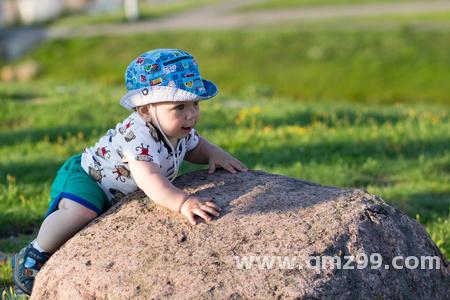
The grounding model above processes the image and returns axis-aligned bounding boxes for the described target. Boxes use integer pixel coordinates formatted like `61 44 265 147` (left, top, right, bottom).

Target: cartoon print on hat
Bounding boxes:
120 49 218 110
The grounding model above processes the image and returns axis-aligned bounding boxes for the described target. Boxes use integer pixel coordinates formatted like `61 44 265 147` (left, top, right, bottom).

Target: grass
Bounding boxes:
1 286 17 300
1 263 13 290
0 26 449 290
0 83 448 257
238 0 442 11
348 10 450 22
14 29 450 104
273 10 450 24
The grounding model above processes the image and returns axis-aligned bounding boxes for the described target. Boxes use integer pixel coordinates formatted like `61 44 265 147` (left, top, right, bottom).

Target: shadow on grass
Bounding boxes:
0 216 41 240
390 191 450 222
0 125 109 148
201 108 421 131
261 109 411 128
0 90 41 102
232 137 449 219
0 159 62 185
235 136 449 168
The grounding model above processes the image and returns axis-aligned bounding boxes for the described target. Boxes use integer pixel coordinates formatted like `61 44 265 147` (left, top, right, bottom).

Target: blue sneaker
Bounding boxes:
11 243 50 295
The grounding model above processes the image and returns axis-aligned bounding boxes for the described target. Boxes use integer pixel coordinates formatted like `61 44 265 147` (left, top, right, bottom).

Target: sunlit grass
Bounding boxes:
14 30 450 104
340 10 450 21
0 81 448 258
1 263 13 288
238 0 442 11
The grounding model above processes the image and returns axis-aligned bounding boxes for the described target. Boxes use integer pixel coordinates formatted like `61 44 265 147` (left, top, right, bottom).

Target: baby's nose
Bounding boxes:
187 107 198 120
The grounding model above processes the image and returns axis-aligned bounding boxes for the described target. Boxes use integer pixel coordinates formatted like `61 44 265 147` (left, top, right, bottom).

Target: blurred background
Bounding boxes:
0 0 449 289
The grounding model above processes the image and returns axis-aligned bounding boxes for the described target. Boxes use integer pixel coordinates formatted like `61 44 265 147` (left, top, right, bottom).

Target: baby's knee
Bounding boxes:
58 198 98 221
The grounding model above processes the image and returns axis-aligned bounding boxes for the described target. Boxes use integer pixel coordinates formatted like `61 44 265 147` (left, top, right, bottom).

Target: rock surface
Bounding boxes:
32 170 449 299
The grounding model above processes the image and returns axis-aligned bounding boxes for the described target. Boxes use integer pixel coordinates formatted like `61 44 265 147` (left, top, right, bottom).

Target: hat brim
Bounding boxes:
120 79 218 110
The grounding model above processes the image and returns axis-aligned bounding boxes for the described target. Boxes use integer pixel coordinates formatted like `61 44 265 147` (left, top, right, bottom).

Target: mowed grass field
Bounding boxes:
0 27 449 287
239 0 443 11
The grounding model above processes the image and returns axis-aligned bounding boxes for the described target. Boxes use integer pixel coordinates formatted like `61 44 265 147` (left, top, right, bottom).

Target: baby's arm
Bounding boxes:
128 160 221 225
186 136 248 174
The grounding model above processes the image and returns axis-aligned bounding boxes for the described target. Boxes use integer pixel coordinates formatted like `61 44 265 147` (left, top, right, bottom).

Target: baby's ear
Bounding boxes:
136 105 151 120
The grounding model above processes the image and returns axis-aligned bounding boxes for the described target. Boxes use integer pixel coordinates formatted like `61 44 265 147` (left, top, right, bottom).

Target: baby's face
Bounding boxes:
153 101 200 139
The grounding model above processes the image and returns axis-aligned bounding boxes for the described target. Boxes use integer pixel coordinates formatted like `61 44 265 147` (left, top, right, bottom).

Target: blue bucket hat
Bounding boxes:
120 48 218 110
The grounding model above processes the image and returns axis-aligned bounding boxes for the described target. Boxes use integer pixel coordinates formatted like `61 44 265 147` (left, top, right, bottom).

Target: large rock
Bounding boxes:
32 170 449 299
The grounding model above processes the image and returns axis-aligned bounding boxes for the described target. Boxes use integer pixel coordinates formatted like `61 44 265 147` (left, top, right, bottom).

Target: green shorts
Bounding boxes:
45 154 109 218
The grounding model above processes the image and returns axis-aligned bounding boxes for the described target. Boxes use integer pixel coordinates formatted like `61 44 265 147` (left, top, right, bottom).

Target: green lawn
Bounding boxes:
269 10 450 26
1 83 448 255
18 30 450 104
239 0 442 11
344 10 450 21
1 27 449 287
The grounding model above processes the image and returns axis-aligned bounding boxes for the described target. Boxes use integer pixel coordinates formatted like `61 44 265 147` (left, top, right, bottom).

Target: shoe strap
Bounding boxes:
23 268 38 278
25 245 50 264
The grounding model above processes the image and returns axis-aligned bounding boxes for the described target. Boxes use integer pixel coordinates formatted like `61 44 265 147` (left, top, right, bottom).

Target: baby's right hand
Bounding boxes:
180 195 221 225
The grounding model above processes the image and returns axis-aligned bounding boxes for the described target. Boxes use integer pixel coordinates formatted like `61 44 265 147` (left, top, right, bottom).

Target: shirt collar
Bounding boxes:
133 112 184 155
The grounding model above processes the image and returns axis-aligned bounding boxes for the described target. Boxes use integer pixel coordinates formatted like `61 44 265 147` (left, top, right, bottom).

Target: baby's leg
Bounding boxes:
36 198 98 254
12 199 97 295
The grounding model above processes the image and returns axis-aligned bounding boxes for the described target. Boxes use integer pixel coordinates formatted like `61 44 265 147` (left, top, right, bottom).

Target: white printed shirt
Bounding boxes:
81 112 199 204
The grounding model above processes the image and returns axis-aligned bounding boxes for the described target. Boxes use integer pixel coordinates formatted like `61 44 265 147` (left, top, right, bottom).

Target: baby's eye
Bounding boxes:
175 104 185 111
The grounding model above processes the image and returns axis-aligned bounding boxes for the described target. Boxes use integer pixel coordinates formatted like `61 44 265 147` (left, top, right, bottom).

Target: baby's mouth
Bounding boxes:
181 126 192 131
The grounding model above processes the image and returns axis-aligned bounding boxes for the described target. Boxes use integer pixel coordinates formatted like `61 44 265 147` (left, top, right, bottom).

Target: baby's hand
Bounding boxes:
180 195 221 225
208 148 248 174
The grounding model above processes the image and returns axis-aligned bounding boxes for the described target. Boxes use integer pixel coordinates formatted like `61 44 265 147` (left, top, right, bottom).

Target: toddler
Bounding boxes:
12 48 248 295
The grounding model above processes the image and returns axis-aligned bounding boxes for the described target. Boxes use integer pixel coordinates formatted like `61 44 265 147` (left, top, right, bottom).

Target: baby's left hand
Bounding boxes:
208 148 248 174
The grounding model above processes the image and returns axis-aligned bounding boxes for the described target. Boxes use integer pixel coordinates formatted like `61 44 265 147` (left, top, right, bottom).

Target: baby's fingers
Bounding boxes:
208 160 216 174
193 208 212 222
205 201 221 212
185 212 197 225
201 204 220 217
222 163 237 174
231 160 248 172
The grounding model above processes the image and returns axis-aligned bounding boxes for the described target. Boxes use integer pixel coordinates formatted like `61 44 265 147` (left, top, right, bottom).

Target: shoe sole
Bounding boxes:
11 253 32 296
